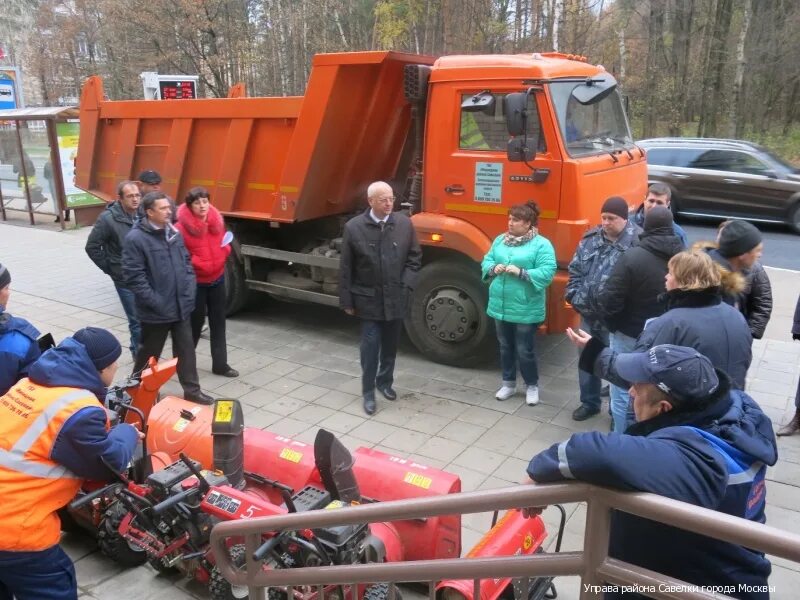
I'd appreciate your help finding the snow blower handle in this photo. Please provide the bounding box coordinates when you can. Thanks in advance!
[69,483,121,511]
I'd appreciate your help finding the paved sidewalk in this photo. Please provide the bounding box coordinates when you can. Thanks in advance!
[1,221,800,599]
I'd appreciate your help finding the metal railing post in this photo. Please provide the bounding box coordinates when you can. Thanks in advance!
[580,497,611,599]
[245,532,267,600]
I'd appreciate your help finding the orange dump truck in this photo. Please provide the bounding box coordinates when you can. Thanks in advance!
[76,51,646,366]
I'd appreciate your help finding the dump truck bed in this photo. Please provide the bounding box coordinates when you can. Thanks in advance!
[76,51,434,222]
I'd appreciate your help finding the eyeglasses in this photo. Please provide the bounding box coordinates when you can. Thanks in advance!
[374,196,395,204]
[123,193,142,199]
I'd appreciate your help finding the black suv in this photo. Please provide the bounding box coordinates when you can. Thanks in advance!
[639,137,800,233]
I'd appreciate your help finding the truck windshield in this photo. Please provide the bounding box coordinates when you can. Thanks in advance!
[549,81,633,158]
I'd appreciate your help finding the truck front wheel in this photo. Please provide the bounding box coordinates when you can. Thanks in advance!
[405,261,494,367]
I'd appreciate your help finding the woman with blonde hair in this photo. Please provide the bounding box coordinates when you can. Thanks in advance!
[567,250,753,431]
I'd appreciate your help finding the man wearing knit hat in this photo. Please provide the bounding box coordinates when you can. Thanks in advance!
[0,262,42,396]
[704,219,772,340]
[598,206,685,432]
[0,326,140,600]
[566,197,641,422]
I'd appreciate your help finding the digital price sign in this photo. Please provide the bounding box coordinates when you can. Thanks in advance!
[158,80,196,100]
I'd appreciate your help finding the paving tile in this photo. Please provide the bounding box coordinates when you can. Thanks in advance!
[380,428,429,454]
[437,420,486,445]
[262,376,305,395]
[308,371,357,390]
[287,383,330,402]
[291,403,337,425]
[349,420,402,444]
[414,436,468,464]
[246,409,284,430]
[259,395,308,416]
[212,379,258,399]
[493,456,531,482]
[238,369,284,387]
[456,405,504,428]
[372,405,419,427]
[404,412,451,435]
[270,417,311,438]
[452,446,507,475]
[314,389,360,410]
[285,365,328,383]
[237,387,283,409]
[317,411,367,434]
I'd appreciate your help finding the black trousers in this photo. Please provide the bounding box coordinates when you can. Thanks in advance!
[132,319,201,397]
[360,319,402,395]
[191,280,228,373]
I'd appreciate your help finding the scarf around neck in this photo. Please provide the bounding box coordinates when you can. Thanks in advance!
[503,226,537,247]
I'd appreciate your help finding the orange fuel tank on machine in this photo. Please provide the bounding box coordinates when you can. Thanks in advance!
[146,397,215,469]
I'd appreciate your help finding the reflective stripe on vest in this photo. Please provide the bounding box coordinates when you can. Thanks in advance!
[0,388,87,479]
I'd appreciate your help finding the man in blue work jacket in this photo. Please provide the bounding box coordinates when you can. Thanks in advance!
[527,344,776,599]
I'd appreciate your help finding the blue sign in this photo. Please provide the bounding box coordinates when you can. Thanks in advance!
[0,77,16,110]
[474,162,503,203]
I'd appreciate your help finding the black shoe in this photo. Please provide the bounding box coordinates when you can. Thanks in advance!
[185,391,214,405]
[363,392,376,416]
[213,366,239,378]
[377,385,397,401]
[572,405,600,421]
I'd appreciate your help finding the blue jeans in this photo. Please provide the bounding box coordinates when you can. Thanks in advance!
[360,319,403,395]
[610,331,637,432]
[578,319,609,412]
[115,283,141,357]
[0,544,77,600]
[495,320,540,386]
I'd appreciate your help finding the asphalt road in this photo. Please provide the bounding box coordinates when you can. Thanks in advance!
[679,217,799,271]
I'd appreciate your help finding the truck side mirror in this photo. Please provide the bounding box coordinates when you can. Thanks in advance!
[461,91,496,116]
[507,136,537,163]
[571,74,618,105]
[504,92,529,136]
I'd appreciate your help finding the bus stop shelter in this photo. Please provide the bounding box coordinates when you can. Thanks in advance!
[0,106,80,230]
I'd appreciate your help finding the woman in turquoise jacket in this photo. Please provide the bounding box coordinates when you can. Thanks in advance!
[481,202,557,406]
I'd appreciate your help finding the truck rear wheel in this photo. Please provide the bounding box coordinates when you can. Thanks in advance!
[405,261,494,367]
[225,250,249,316]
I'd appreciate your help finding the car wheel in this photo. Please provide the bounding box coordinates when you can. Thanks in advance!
[789,204,800,235]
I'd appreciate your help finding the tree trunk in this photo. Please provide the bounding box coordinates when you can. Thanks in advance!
[699,0,733,137]
[729,0,752,138]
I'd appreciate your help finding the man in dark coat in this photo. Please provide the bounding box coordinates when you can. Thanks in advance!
[85,180,142,358]
[339,181,422,415]
[122,192,212,405]
[598,206,684,432]
[777,293,800,436]
[0,264,40,395]
[704,220,772,340]
[526,344,777,600]
[566,196,640,422]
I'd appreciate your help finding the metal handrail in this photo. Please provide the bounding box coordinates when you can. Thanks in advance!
[210,481,798,600]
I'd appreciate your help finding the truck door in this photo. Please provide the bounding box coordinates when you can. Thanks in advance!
[424,86,563,238]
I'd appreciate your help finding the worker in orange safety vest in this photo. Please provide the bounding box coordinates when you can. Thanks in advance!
[0,327,140,600]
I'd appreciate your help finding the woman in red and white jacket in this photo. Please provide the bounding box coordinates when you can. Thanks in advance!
[175,187,238,377]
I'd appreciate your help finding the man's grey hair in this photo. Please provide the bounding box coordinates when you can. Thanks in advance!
[648,182,672,201]
[367,181,393,199]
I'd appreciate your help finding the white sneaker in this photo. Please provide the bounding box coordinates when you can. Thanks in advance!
[495,382,517,401]
[526,385,540,406]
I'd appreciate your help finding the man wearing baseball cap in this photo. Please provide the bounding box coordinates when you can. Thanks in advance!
[0,327,140,599]
[526,344,776,598]
[136,170,177,223]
